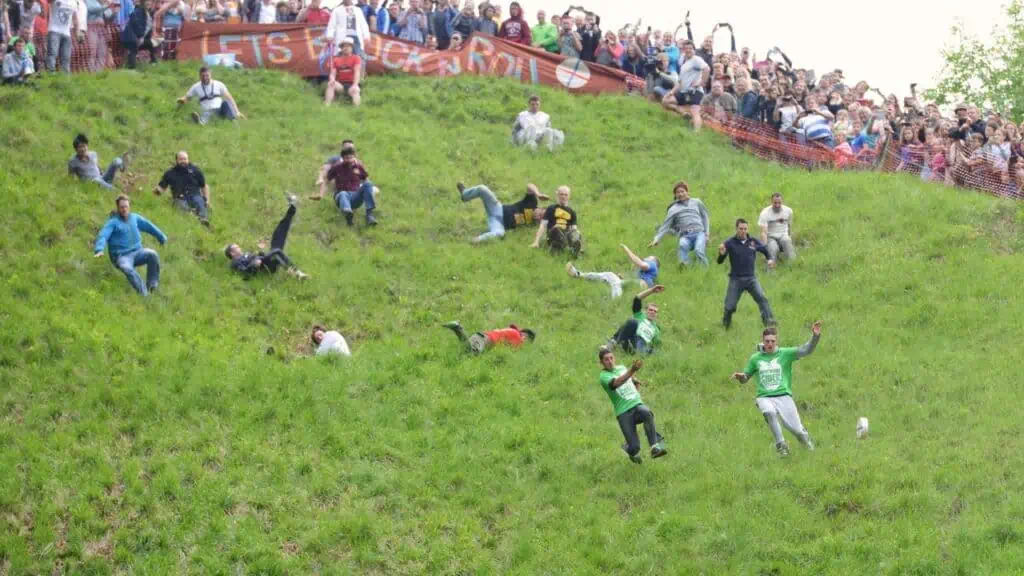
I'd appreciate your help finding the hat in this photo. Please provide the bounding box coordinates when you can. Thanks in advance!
[340,37,354,45]
[954,102,967,111]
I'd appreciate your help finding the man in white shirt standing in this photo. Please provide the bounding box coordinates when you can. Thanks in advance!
[311,325,352,357]
[47,0,82,73]
[176,66,245,125]
[325,0,371,57]
[662,40,709,131]
[758,192,796,264]
[511,95,564,151]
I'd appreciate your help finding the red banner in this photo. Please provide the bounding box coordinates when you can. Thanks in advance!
[176,23,632,95]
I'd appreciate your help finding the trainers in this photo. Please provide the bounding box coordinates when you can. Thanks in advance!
[566,261,580,277]
[776,442,790,457]
[443,321,462,330]
[365,213,378,227]
[285,193,298,207]
[623,444,642,464]
[456,181,465,195]
[147,283,158,294]
[651,444,668,459]
[191,111,201,124]
[294,270,308,280]
[343,211,354,226]
[200,218,211,228]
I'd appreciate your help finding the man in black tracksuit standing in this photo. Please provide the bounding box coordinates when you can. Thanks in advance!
[717,218,776,329]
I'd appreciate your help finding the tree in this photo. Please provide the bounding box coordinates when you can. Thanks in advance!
[926,0,1024,122]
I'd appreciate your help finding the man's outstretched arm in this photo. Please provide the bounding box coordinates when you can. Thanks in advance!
[795,321,822,358]
[621,243,649,270]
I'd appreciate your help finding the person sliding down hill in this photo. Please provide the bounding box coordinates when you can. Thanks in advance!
[442,321,536,354]
[311,325,352,356]
[312,139,356,200]
[730,322,821,457]
[566,243,659,299]
[455,181,549,243]
[325,148,380,227]
[606,284,665,354]
[224,194,309,280]
[597,351,668,464]
[530,185,582,257]
[512,95,564,151]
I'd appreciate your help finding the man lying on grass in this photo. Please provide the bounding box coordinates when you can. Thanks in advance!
[311,325,351,356]
[566,243,659,299]
[598,351,668,464]
[224,194,309,280]
[605,284,665,354]
[455,181,549,243]
[442,321,536,354]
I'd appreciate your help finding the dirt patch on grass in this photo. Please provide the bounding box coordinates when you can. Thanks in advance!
[83,532,114,560]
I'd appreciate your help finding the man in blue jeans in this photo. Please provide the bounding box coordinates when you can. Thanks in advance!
[455,181,549,243]
[649,180,710,267]
[68,134,125,190]
[325,148,379,226]
[93,195,168,296]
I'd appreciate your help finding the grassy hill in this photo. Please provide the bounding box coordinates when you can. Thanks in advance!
[1,64,1023,574]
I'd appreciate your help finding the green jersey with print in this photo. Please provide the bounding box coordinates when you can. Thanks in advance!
[633,310,661,348]
[744,347,800,397]
[599,365,643,416]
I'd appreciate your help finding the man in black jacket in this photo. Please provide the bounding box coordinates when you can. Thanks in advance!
[154,150,211,226]
[717,218,775,329]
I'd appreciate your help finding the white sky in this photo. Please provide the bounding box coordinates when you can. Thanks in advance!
[515,0,1006,96]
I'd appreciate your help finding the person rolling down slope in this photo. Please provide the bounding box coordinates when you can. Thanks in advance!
[606,284,665,354]
[442,321,536,354]
[455,181,550,243]
[597,351,668,464]
[224,194,309,280]
[731,321,822,457]
[311,325,352,356]
[566,243,659,299]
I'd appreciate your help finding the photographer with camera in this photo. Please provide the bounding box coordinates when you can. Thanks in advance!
[555,13,580,57]
[578,10,599,62]
[662,40,709,131]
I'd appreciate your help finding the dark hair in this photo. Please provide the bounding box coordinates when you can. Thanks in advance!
[528,95,540,103]
[223,244,236,259]
[521,329,536,342]
[735,218,747,227]
[771,192,782,199]
[73,133,88,149]
[598,347,613,361]
[311,324,326,345]
[199,66,210,74]
[672,180,689,194]
[762,327,778,338]
[115,194,130,207]
[341,149,355,158]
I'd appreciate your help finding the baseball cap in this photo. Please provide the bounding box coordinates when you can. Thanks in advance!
[954,102,967,111]
[340,37,355,45]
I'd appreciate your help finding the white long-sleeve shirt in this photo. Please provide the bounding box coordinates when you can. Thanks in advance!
[325,4,370,49]
[316,331,351,357]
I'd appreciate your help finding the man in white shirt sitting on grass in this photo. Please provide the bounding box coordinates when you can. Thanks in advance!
[512,95,564,151]
[177,66,245,125]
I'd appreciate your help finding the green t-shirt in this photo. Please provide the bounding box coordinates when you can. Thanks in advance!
[532,22,559,52]
[633,310,661,350]
[744,348,800,397]
[599,365,643,416]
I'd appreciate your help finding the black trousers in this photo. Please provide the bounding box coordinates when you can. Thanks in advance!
[617,404,663,456]
[264,205,296,272]
[123,38,158,69]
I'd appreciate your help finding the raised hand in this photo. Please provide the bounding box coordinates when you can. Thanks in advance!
[718,243,727,256]
[630,358,644,372]
[812,321,822,335]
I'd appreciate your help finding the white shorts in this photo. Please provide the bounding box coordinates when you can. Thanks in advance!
[755,395,806,435]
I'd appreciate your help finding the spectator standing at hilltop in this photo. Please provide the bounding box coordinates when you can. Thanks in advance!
[531,9,557,52]
[737,75,759,120]
[701,80,737,121]
[449,1,474,43]
[84,0,111,72]
[154,0,188,59]
[649,181,710,268]
[578,11,599,62]
[326,0,370,55]
[153,150,211,227]
[474,4,497,36]
[47,0,80,73]
[497,1,529,45]
[397,0,427,44]
[121,0,157,69]
[718,218,775,329]
[68,133,125,190]
[555,15,579,58]
[94,195,167,297]
[296,0,330,24]
[177,66,244,125]
[758,193,795,264]
[427,0,455,48]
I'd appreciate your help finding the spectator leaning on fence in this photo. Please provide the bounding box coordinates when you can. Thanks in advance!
[532,9,556,52]
[177,66,244,125]
[84,0,110,72]
[497,1,529,45]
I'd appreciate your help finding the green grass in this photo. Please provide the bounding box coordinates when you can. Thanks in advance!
[2,64,1024,574]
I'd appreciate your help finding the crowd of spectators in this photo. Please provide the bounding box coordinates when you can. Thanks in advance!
[1,0,1017,195]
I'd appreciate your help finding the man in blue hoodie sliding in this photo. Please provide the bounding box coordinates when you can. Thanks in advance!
[93,195,168,296]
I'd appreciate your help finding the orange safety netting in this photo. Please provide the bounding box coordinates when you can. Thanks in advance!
[31,23,180,72]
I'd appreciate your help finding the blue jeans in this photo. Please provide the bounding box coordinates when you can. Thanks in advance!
[461,185,505,242]
[173,193,208,220]
[198,101,237,125]
[678,231,707,266]
[335,181,376,214]
[92,158,125,190]
[112,248,160,296]
[47,32,72,73]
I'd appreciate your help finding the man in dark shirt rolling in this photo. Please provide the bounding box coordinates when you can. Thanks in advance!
[455,181,550,243]
[717,218,775,329]
[224,194,309,280]
[154,150,211,226]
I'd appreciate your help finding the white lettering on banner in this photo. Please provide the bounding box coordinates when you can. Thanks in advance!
[467,36,493,73]
[245,34,264,67]
[402,47,424,73]
[267,32,293,64]
[381,40,405,70]
[218,34,243,58]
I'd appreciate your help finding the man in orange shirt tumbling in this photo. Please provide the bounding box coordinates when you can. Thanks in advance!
[325,37,362,107]
[442,321,537,354]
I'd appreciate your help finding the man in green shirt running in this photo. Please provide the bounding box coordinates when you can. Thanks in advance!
[731,321,822,456]
[598,351,668,463]
[606,284,665,354]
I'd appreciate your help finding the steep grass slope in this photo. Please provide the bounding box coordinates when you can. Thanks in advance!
[1,65,1023,574]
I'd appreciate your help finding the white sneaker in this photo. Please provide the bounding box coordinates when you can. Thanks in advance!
[566,262,580,277]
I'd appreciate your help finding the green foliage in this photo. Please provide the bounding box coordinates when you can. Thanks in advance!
[1,64,1023,574]
[926,0,1024,120]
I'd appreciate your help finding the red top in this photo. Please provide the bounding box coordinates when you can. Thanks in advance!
[332,54,362,84]
[305,8,331,24]
[485,328,525,347]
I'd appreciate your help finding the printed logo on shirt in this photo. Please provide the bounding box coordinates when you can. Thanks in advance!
[550,207,572,230]
[617,379,640,401]
[636,319,656,343]
[757,358,783,391]
[513,209,536,226]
